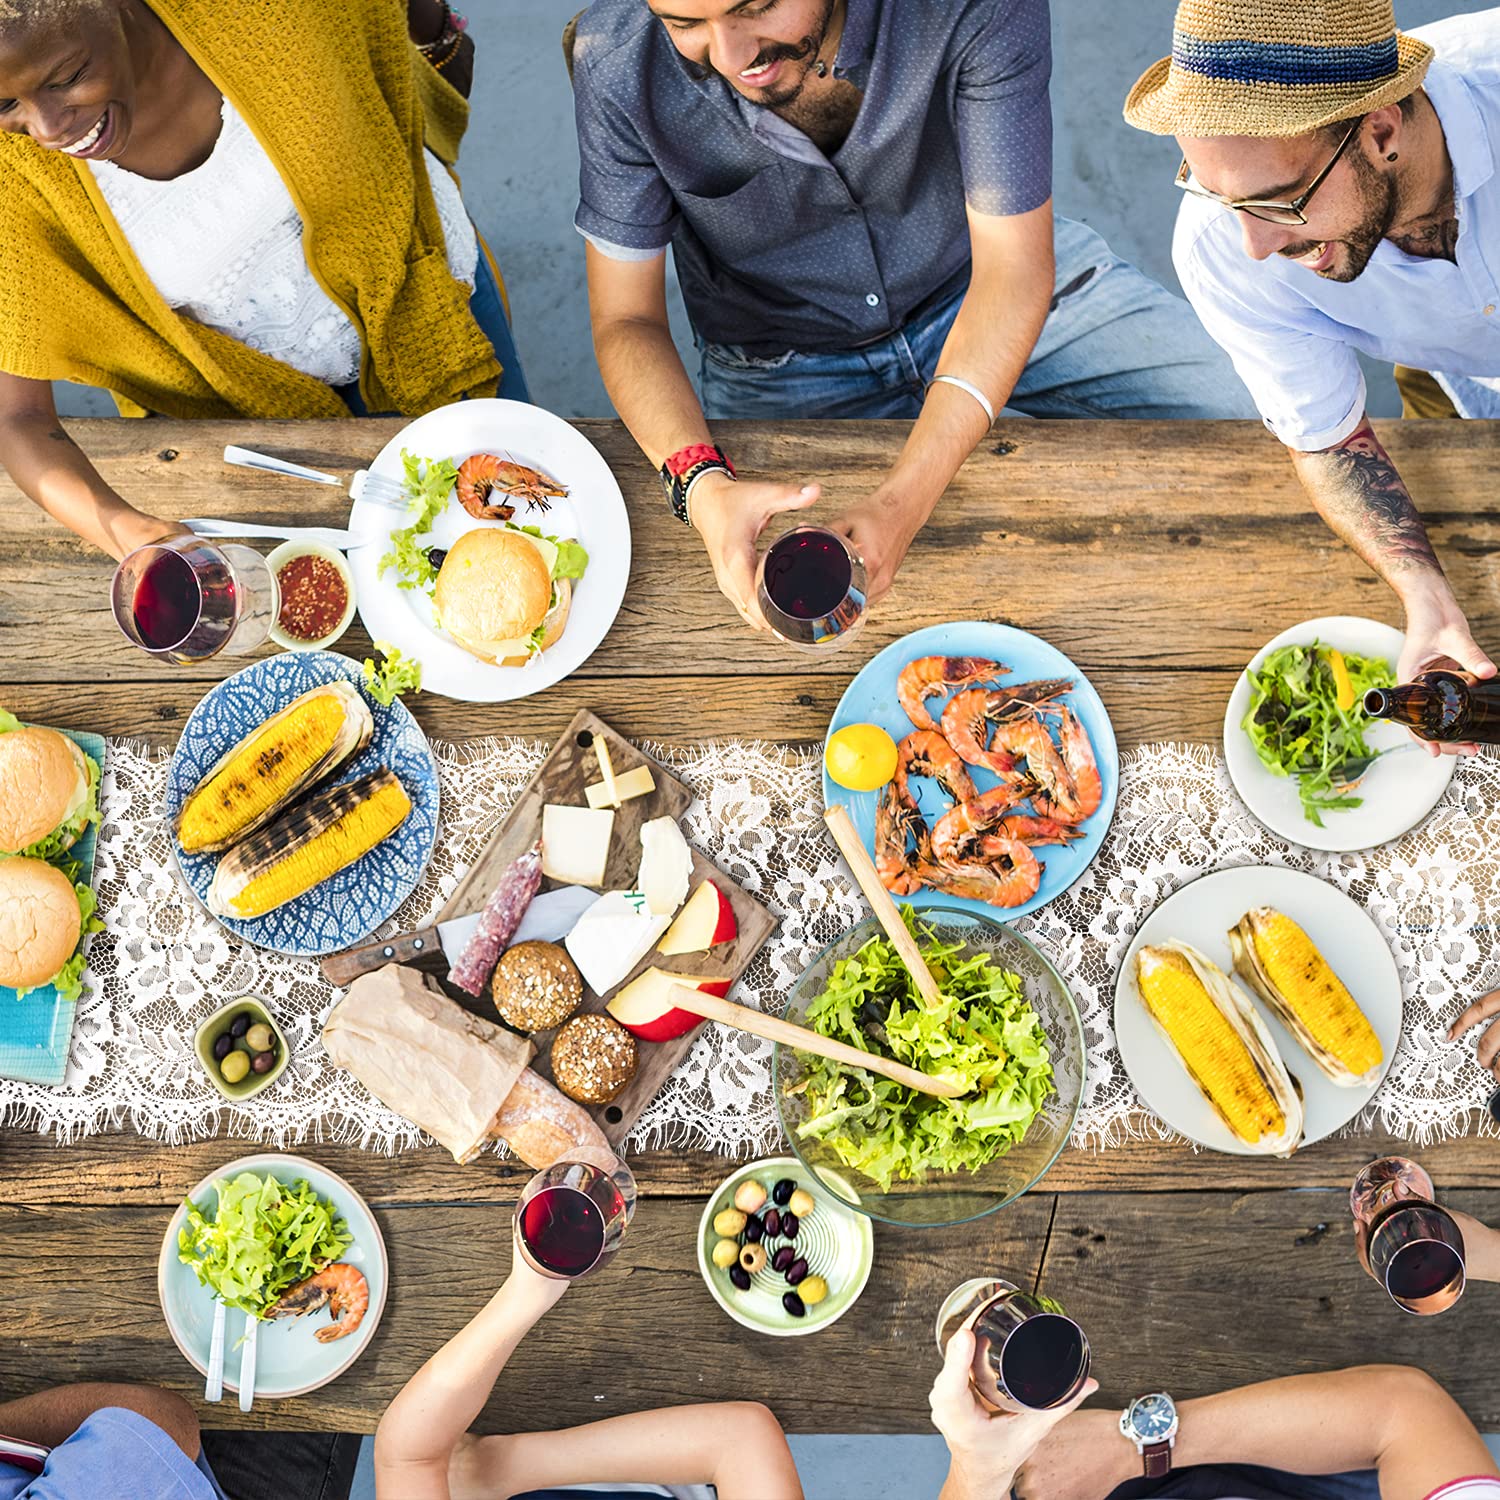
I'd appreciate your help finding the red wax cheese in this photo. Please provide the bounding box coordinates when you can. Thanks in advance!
[658,880,737,957]
[606,966,733,1042]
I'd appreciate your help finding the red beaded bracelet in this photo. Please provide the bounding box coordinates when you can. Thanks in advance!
[665,443,736,479]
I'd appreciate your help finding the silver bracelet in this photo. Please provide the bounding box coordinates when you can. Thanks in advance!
[931,373,996,425]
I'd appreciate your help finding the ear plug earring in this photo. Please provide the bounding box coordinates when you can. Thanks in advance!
[1387,151,1399,161]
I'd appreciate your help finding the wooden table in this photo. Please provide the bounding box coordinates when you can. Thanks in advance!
[2,417,1498,1436]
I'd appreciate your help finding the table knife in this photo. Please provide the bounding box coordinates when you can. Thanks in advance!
[321,885,600,988]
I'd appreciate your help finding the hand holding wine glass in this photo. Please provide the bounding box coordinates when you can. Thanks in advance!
[512,1156,637,1281]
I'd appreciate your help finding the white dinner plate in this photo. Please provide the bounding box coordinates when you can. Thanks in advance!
[1114,866,1402,1154]
[158,1153,388,1399]
[347,399,631,702]
[1223,615,1453,852]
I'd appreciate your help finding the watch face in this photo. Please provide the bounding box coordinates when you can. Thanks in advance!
[1128,1393,1176,1441]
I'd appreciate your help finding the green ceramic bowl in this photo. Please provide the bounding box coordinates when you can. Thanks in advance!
[696,1156,874,1338]
[194,997,289,1101]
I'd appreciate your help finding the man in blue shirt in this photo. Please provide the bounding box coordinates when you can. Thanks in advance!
[572,0,1257,631]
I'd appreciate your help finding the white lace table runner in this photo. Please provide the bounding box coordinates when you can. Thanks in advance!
[7,739,1497,1155]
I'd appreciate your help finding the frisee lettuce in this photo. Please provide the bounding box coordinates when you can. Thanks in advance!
[790,912,1054,1189]
[362,641,422,708]
[378,450,459,595]
[1242,641,1395,826]
[178,1171,352,1319]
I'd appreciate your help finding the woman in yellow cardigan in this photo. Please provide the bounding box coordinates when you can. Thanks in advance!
[0,0,526,559]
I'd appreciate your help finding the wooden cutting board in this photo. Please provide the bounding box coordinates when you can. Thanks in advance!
[433,709,777,1146]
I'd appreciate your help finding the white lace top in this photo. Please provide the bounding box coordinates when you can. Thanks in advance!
[88,97,479,387]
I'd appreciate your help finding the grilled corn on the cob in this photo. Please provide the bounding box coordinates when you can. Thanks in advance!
[1228,908,1383,1087]
[1134,940,1303,1155]
[207,767,411,919]
[176,681,373,854]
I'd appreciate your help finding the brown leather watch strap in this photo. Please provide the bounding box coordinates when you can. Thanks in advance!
[1143,1440,1172,1479]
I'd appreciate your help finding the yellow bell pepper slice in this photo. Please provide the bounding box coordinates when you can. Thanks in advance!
[1325,648,1356,712]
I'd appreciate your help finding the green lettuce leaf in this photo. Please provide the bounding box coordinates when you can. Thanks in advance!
[362,641,423,708]
[378,450,458,596]
[513,524,589,581]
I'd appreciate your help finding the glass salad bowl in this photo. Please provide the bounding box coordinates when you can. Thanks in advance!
[773,908,1084,1228]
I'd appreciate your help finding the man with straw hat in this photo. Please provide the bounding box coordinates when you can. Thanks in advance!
[1124,0,1498,720]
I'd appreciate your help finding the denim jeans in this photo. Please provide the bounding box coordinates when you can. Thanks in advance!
[698,216,1258,422]
[1098,1462,1380,1500]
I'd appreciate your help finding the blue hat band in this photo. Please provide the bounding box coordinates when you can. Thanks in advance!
[1171,31,1400,88]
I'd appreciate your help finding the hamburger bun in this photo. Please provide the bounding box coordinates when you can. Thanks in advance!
[434,527,567,667]
[0,725,90,855]
[0,856,82,991]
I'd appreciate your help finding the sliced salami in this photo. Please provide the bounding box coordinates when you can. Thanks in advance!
[448,841,543,996]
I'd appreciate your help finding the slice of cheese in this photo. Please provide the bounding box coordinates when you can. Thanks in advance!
[564,890,672,996]
[593,736,621,808]
[541,804,615,887]
[638,816,692,917]
[585,764,656,810]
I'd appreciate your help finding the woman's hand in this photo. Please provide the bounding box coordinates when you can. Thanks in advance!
[1449,988,1500,1079]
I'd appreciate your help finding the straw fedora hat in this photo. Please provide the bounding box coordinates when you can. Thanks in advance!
[1125,0,1434,139]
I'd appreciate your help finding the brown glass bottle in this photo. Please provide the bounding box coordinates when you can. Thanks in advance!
[1363,671,1500,743]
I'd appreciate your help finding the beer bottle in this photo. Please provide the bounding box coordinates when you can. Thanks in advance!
[1363,670,1500,743]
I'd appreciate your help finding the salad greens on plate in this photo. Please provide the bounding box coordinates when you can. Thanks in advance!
[789,914,1055,1189]
[179,1171,351,1319]
[1242,641,1395,826]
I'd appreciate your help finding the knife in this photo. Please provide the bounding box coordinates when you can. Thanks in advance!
[321,885,601,988]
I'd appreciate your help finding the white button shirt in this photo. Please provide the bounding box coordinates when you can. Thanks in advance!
[1172,10,1500,450]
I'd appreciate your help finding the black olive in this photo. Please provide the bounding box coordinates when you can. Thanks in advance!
[251,1051,276,1074]
[782,1292,806,1317]
[743,1214,764,1243]
[780,1212,799,1240]
[785,1257,809,1285]
[212,1033,233,1060]
[771,1246,796,1273]
[426,547,448,570]
[728,1264,751,1292]
[229,1013,252,1038]
[772,1178,796,1205]
[762,1208,781,1238]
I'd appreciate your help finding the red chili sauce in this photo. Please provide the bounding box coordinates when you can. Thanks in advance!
[275,554,348,642]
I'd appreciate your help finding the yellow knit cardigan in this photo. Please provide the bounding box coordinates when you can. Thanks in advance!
[0,0,502,418]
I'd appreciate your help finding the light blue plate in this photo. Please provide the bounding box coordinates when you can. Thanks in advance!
[164,652,440,957]
[823,622,1119,921]
[157,1153,388,1399]
[0,727,105,1086]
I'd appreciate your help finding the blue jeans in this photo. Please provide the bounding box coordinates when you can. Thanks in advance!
[338,244,531,415]
[1099,1463,1379,1500]
[698,216,1258,421]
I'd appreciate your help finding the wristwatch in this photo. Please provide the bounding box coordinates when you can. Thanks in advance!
[1120,1391,1178,1480]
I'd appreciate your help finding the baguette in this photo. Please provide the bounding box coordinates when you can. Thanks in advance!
[491,1066,613,1169]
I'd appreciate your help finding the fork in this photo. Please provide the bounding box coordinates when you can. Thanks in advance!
[223,446,408,510]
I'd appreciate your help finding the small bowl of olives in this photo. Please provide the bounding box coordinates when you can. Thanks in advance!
[194,999,289,1100]
[695,1155,874,1339]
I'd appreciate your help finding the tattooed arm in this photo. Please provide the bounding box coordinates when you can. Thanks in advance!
[1290,415,1496,699]
[0,373,182,559]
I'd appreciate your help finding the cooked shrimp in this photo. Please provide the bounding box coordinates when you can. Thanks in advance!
[896,656,1006,731]
[895,730,976,807]
[984,677,1075,722]
[930,781,1037,865]
[456,452,568,519]
[265,1263,369,1344]
[941,679,1076,777]
[1032,704,1102,825]
[874,782,923,895]
[915,838,1041,910]
[990,814,1085,848]
[988,714,1077,815]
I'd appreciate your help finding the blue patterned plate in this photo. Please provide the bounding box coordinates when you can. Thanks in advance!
[165,653,439,957]
[0,727,105,1086]
[823,622,1119,922]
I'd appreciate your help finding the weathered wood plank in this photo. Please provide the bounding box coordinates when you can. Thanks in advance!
[0,1194,1054,1434]
[1040,1189,1500,1427]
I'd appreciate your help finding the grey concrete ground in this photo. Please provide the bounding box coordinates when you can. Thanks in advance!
[53,0,1463,421]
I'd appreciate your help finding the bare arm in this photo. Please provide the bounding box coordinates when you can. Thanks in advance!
[1290,417,1496,694]
[0,373,182,560]
[585,244,818,629]
[831,201,1055,603]
[0,1383,200,1460]
[407,0,473,97]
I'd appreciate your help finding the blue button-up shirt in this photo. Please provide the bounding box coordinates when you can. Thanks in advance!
[572,0,1054,354]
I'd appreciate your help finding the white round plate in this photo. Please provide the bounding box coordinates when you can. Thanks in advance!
[1113,866,1402,1154]
[347,399,631,702]
[1224,615,1453,851]
[158,1153,388,1398]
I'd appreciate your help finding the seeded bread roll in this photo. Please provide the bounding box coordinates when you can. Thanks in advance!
[492,940,583,1032]
[550,1012,638,1104]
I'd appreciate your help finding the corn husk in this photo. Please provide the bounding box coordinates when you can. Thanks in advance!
[1229,908,1383,1088]
[1134,939,1304,1156]
[175,680,373,854]
[207,766,410,919]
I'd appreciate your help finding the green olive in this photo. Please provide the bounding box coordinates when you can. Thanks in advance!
[220,1050,251,1084]
[711,1238,740,1269]
[712,1208,747,1238]
[244,1022,275,1054]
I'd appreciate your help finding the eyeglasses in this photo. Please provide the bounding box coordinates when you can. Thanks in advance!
[1174,117,1364,226]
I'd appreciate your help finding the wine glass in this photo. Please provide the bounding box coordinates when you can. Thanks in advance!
[110,536,279,664]
[755,525,866,651]
[935,1276,1091,1412]
[513,1155,637,1281]
[1351,1157,1466,1315]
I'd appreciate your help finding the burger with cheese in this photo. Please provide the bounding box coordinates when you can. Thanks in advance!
[434,524,588,668]
[0,713,99,859]
[0,856,99,1000]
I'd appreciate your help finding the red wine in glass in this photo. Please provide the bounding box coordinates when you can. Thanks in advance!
[1386,1238,1465,1312]
[514,1157,636,1281]
[756,526,867,649]
[999,1313,1090,1409]
[1350,1158,1466,1316]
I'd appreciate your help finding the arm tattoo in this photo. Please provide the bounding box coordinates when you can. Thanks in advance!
[46,426,76,446]
[1296,420,1442,577]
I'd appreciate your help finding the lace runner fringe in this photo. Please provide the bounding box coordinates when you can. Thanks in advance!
[4,739,1496,1158]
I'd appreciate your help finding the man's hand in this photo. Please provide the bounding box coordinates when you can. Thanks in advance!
[1013,1407,1133,1500]
[930,1328,1098,1500]
[690,472,820,632]
[1397,581,1497,757]
[828,486,927,607]
[1450,987,1500,1080]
